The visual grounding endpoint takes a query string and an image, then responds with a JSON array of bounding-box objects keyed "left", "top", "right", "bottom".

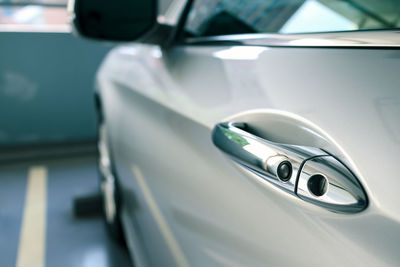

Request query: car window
[
  {"left": 0, "top": 0, "right": 67, "bottom": 27},
  {"left": 184, "top": 0, "right": 400, "bottom": 37}
]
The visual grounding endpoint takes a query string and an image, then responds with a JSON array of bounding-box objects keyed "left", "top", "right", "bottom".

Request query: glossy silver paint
[{"left": 96, "top": 31, "right": 400, "bottom": 266}]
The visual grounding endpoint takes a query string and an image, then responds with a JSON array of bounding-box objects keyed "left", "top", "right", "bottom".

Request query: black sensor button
[{"left": 277, "top": 161, "right": 292, "bottom": 182}]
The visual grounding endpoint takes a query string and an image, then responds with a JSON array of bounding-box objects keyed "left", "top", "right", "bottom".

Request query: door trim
[{"left": 183, "top": 30, "right": 400, "bottom": 49}]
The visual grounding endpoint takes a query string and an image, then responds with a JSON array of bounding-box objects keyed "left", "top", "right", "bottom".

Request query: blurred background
[
  {"left": 0, "top": 0, "right": 111, "bottom": 150},
  {"left": 0, "top": 2, "right": 127, "bottom": 267}
]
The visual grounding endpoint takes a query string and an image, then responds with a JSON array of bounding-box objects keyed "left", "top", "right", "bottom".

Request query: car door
[{"left": 98, "top": 0, "right": 400, "bottom": 266}]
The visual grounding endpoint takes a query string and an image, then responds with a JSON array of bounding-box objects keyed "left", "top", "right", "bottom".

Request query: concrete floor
[{"left": 0, "top": 155, "right": 133, "bottom": 267}]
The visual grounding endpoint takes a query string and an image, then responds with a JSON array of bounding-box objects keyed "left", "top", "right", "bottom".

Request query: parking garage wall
[{"left": 0, "top": 31, "right": 112, "bottom": 147}]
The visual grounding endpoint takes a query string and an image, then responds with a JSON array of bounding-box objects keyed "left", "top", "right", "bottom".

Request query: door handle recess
[{"left": 212, "top": 122, "right": 368, "bottom": 213}]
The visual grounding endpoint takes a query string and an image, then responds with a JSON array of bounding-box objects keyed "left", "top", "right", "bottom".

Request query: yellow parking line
[
  {"left": 16, "top": 166, "right": 47, "bottom": 267},
  {"left": 132, "top": 165, "right": 189, "bottom": 267}
]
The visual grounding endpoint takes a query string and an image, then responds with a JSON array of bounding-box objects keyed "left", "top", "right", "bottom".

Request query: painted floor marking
[{"left": 16, "top": 166, "right": 47, "bottom": 267}]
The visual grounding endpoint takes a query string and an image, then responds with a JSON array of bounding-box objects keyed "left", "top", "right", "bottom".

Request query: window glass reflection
[{"left": 185, "top": 0, "right": 400, "bottom": 37}]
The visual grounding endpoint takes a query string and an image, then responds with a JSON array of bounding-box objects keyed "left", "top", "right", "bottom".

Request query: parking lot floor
[{"left": 0, "top": 155, "right": 133, "bottom": 267}]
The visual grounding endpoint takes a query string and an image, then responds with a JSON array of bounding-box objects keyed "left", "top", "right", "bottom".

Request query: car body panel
[{"left": 96, "top": 40, "right": 400, "bottom": 266}]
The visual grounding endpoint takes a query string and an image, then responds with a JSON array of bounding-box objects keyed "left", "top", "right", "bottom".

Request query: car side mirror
[{"left": 68, "top": 0, "right": 157, "bottom": 41}]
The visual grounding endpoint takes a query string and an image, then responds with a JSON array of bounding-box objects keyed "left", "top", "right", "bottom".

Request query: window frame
[{"left": 175, "top": 0, "right": 400, "bottom": 49}]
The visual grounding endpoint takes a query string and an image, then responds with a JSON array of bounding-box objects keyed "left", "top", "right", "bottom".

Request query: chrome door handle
[
  {"left": 212, "top": 122, "right": 368, "bottom": 213},
  {"left": 212, "top": 122, "right": 325, "bottom": 195}
]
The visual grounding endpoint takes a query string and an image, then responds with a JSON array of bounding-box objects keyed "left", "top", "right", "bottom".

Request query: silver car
[{"left": 71, "top": 0, "right": 400, "bottom": 266}]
